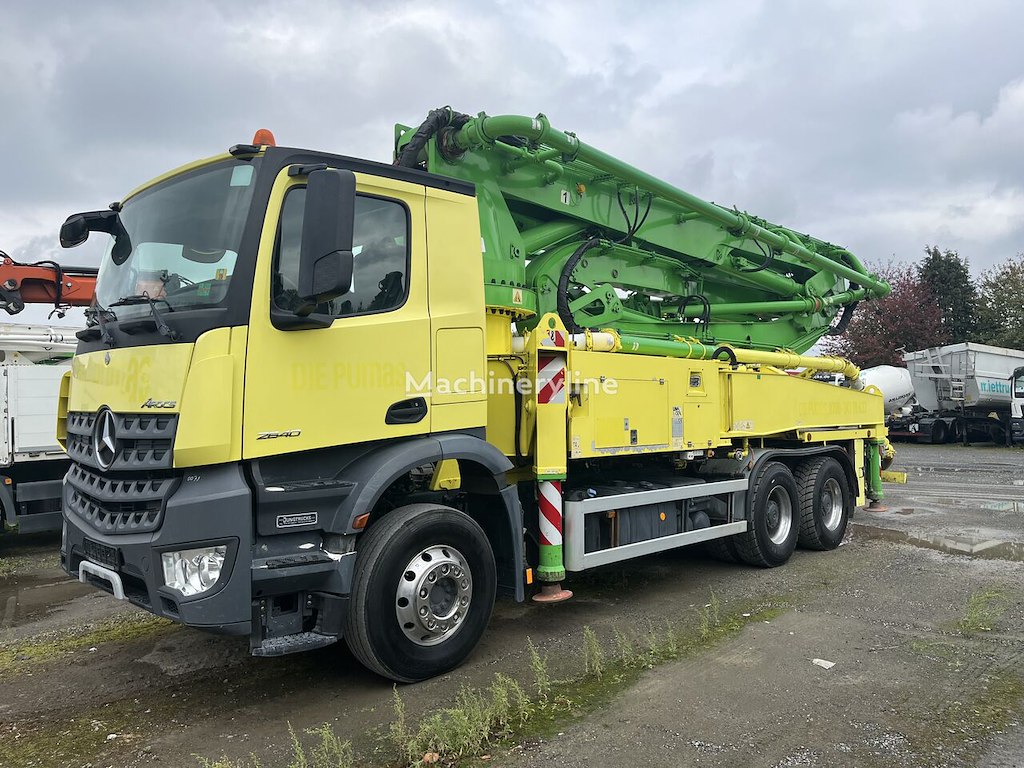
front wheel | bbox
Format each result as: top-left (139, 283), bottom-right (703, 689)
top-left (345, 504), bottom-right (496, 682)
top-left (736, 461), bottom-right (800, 567)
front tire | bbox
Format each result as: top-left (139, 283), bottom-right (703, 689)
top-left (795, 457), bottom-right (851, 550)
top-left (736, 461), bottom-right (800, 567)
top-left (345, 504), bottom-right (496, 682)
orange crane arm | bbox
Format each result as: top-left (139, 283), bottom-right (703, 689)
top-left (0, 254), bottom-right (97, 316)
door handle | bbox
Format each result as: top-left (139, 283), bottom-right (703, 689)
top-left (385, 397), bottom-right (428, 425)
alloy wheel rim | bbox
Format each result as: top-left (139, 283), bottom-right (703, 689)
top-left (766, 485), bottom-right (793, 545)
top-left (396, 544), bottom-right (473, 646)
top-left (820, 477), bottom-right (844, 531)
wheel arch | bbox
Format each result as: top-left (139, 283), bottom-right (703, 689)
top-left (747, 445), bottom-right (859, 504)
top-left (338, 434), bottom-right (525, 602)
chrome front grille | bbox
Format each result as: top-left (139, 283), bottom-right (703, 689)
top-left (66, 463), bottom-right (180, 534)
top-left (66, 410), bottom-right (177, 471)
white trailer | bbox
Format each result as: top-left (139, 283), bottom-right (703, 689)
top-left (0, 324), bottom-right (78, 533)
top-left (889, 342), bottom-right (1024, 444)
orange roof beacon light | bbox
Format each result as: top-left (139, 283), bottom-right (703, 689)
top-left (252, 128), bottom-right (276, 147)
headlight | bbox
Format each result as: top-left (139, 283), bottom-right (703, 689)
top-left (161, 546), bottom-right (227, 596)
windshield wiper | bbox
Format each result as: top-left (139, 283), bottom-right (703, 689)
top-left (108, 293), bottom-right (179, 340)
top-left (83, 306), bottom-right (117, 346)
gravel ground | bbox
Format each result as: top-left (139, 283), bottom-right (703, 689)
top-left (1, 442), bottom-right (1022, 768)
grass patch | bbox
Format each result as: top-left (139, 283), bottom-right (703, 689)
top-left (197, 593), bottom-right (787, 768)
top-left (0, 611), bottom-right (175, 674)
top-left (959, 588), bottom-right (1008, 634)
top-left (0, 554), bottom-right (29, 579)
top-left (915, 671), bottom-right (1024, 767)
top-left (198, 723), bottom-right (354, 768)
top-left (0, 691), bottom-right (175, 768)
top-left (388, 674), bottom-right (532, 766)
top-left (382, 592), bottom-right (785, 766)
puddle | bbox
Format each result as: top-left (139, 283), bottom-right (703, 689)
top-left (0, 575), bottom-right (91, 630)
top-left (854, 524), bottom-right (1024, 562)
top-left (952, 498), bottom-right (1024, 514)
top-left (978, 501), bottom-right (1024, 514)
top-left (892, 497), bottom-right (1024, 515)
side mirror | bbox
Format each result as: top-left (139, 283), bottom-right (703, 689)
top-left (59, 210), bottom-right (133, 264)
top-left (59, 215), bottom-right (90, 248)
top-left (296, 169), bottom-right (356, 316)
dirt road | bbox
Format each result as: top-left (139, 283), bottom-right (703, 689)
top-left (2, 443), bottom-right (1022, 768)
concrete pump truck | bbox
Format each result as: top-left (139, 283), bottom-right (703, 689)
top-left (57, 108), bottom-right (891, 682)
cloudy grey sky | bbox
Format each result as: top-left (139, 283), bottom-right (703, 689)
top-left (2, 0), bottom-right (1023, 326)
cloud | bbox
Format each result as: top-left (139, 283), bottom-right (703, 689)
top-left (2, 0), bottom-right (1022, 305)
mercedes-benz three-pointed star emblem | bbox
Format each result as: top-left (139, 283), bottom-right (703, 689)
top-left (93, 408), bottom-right (117, 470)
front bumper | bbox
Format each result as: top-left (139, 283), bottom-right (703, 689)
top-left (61, 461), bottom-right (358, 649)
top-left (61, 463), bottom-right (254, 634)
top-left (1012, 417), bottom-right (1024, 444)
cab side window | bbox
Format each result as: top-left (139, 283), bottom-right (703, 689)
top-left (273, 189), bottom-right (409, 317)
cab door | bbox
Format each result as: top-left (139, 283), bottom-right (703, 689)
top-left (242, 170), bottom-right (431, 458)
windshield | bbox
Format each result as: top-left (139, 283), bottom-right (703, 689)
top-left (1015, 370), bottom-right (1024, 399)
top-left (93, 158), bottom-right (260, 320)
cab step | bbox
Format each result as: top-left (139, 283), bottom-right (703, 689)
top-left (252, 632), bottom-right (338, 657)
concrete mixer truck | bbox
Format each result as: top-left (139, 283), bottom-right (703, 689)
top-left (54, 108), bottom-right (891, 681)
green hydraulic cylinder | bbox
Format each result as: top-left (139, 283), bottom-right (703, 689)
top-left (867, 439), bottom-right (884, 506)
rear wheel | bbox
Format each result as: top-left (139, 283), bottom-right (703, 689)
top-left (736, 461), bottom-right (800, 567)
top-left (929, 420), bottom-right (947, 444)
top-left (703, 535), bottom-right (741, 563)
top-left (345, 504), bottom-right (496, 682)
top-left (795, 457), bottom-right (851, 550)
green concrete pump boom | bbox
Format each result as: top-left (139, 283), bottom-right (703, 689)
top-left (395, 108), bottom-right (890, 354)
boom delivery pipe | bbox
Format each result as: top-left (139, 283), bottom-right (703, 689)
top-left (452, 114), bottom-right (890, 297)
top-left (396, 107), bottom-right (891, 352)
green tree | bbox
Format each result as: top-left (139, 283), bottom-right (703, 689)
top-left (822, 262), bottom-right (947, 367)
top-left (918, 245), bottom-right (978, 343)
top-left (976, 253), bottom-right (1024, 350)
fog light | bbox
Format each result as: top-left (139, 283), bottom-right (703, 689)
top-left (161, 546), bottom-right (226, 596)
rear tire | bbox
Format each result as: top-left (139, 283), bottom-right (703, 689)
top-left (736, 462), bottom-right (800, 567)
top-left (703, 535), bottom-right (741, 563)
top-left (988, 423), bottom-right (1004, 445)
top-left (345, 504), bottom-right (496, 682)
top-left (795, 457), bottom-right (851, 550)
top-left (929, 420), bottom-right (947, 444)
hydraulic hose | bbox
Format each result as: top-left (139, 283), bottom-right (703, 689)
top-left (556, 238), bottom-right (601, 334)
top-left (395, 107), bottom-right (471, 168)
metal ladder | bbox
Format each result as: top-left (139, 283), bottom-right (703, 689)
top-left (918, 347), bottom-right (966, 407)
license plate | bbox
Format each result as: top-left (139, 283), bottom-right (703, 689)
top-left (84, 538), bottom-right (120, 569)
